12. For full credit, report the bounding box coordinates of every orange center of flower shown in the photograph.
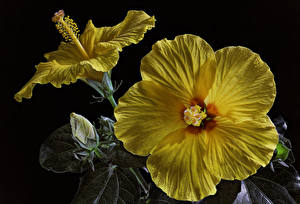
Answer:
[183,105,207,126]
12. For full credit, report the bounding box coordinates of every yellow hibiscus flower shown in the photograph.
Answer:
[114,34,278,201]
[14,10,155,102]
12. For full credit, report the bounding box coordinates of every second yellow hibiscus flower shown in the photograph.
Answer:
[114,34,278,201]
[14,10,155,102]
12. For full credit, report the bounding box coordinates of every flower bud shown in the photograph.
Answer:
[70,112,98,148]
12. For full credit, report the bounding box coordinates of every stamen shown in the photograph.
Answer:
[52,10,89,59]
[184,105,207,127]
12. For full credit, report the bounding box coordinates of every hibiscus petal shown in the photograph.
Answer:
[204,115,278,180]
[80,10,155,54]
[14,61,101,102]
[147,128,220,201]
[45,40,120,73]
[114,80,188,156]
[80,42,120,72]
[141,34,217,103]
[205,46,276,121]
[44,42,83,64]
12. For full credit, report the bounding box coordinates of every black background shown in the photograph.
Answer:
[3,0,300,203]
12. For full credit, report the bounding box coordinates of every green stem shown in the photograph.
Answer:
[107,95,117,109]
[130,168,149,195]
[94,148,102,159]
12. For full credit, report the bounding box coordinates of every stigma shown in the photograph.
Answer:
[52,10,89,59]
[183,105,207,127]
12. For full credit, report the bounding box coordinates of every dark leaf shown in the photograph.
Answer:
[97,116,147,168]
[72,163,141,204]
[285,145,295,164]
[197,180,240,204]
[257,153,300,202]
[271,115,287,137]
[117,167,142,204]
[98,116,114,138]
[232,181,252,204]
[72,164,118,204]
[234,176,297,204]
[148,180,240,204]
[271,115,300,202]
[256,163,300,194]
[148,185,186,204]
[39,124,87,173]
[110,145,147,168]
[233,180,272,204]
[250,176,296,204]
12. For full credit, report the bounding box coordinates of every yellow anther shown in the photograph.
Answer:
[52,10,89,59]
[64,15,80,39]
[184,105,207,127]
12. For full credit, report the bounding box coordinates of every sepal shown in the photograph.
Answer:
[86,72,121,99]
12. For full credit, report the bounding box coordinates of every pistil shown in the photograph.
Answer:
[184,105,207,127]
[52,10,89,59]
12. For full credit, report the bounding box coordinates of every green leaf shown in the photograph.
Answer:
[110,145,147,168]
[275,141,291,161]
[72,164,141,204]
[278,137,295,165]
[197,180,241,204]
[39,124,87,173]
